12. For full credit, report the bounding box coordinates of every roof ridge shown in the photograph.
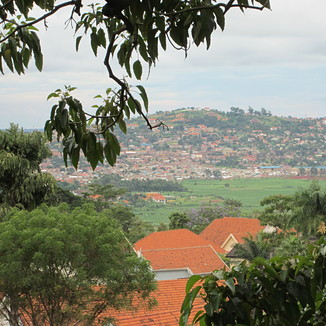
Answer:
[141,245,212,252]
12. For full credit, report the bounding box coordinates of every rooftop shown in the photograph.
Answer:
[134,229,213,251]
[141,245,227,274]
[200,217,264,249]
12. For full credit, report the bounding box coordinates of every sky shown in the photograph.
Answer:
[1,0,326,129]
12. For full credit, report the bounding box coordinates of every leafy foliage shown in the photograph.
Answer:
[0,0,271,169]
[180,236,326,326]
[258,183,326,238]
[0,204,156,326]
[290,182,326,237]
[0,124,55,215]
[174,200,242,233]
[93,173,187,192]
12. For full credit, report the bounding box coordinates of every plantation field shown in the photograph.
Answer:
[132,178,326,225]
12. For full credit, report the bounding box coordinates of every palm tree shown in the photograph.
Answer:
[231,234,270,261]
[289,182,326,238]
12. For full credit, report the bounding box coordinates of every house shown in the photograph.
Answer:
[200,217,273,253]
[145,193,167,204]
[134,229,227,280]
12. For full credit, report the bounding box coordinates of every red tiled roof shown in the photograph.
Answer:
[200,217,264,248]
[21,280,204,326]
[146,193,166,201]
[134,229,213,251]
[100,279,204,326]
[141,246,227,274]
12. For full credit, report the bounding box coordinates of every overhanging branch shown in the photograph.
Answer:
[0,1,77,43]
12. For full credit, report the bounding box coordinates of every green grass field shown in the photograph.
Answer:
[132,178,326,225]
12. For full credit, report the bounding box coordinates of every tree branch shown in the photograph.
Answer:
[153,1,266,17]
[0,1,77,44]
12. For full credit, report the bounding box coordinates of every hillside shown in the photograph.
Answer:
[44,107,326,183]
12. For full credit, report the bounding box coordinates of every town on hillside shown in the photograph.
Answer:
[41,108,326,187]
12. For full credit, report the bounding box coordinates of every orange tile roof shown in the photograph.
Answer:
[146,193,166,201]
[200,217,264,248]
[99,279,204,326]
[134,229,214,251]
[141,246,227,274]
[21,280,205,326]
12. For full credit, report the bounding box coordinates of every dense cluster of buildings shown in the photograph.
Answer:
[41,109,326,185]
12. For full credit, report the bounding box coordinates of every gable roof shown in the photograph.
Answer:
[134,229,213,251]
[141,245,227,274]
[99,279,204,326]
[200,217,264,250]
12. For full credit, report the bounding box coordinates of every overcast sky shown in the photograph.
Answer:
[1,0,326,129]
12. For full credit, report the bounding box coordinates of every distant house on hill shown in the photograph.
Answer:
[134,229,227,280]
[145,192,166,204]
[200,217,275,253]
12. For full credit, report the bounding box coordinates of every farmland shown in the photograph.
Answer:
[133,178,326,224]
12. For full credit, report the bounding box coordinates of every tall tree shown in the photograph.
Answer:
[169,212,190,230]
[0,204,156,326]
[0,0,271,169]
[257,194,294,231]
[231,234,270,261]
[0,124,55,215]
[290,182,326,237]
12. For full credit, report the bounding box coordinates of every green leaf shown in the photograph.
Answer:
[90,32,99,56]
[127,97,136,114]
[192,310,205,324]
[254,258,281,280]
[47,92,60,100]
[44,120,53,141]
[59,108,69,132]
[76,36,82,51]
[34,51,43,71]
[159,32,166,51]
[204,302,214,317]
[186,275,202,294]
[225,277,235,294]
[0,55,3,74]
[104,143,115,166]
[136,85,148,111]
[118,119,127,134]
[96,142,104,164]
[21,47,31,68]
[133,60,142,80]
[214,6,225,31]
[97,28,106,48]
[71,146,80,169]
[3,48,14,72]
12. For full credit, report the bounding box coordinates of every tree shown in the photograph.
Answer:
[290,182,326,237]
[231,234,270,261]
[169,212,190,229]
[86,183,126,201]
[0,0,271,169]
[204,168,212,178]
[257,194,294,230]
[180,236,326,326]
[212,169,222,180]
[0,124,55,215]
[311,166,319,177]
[299,166,306,176]
[0,204,156,326]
